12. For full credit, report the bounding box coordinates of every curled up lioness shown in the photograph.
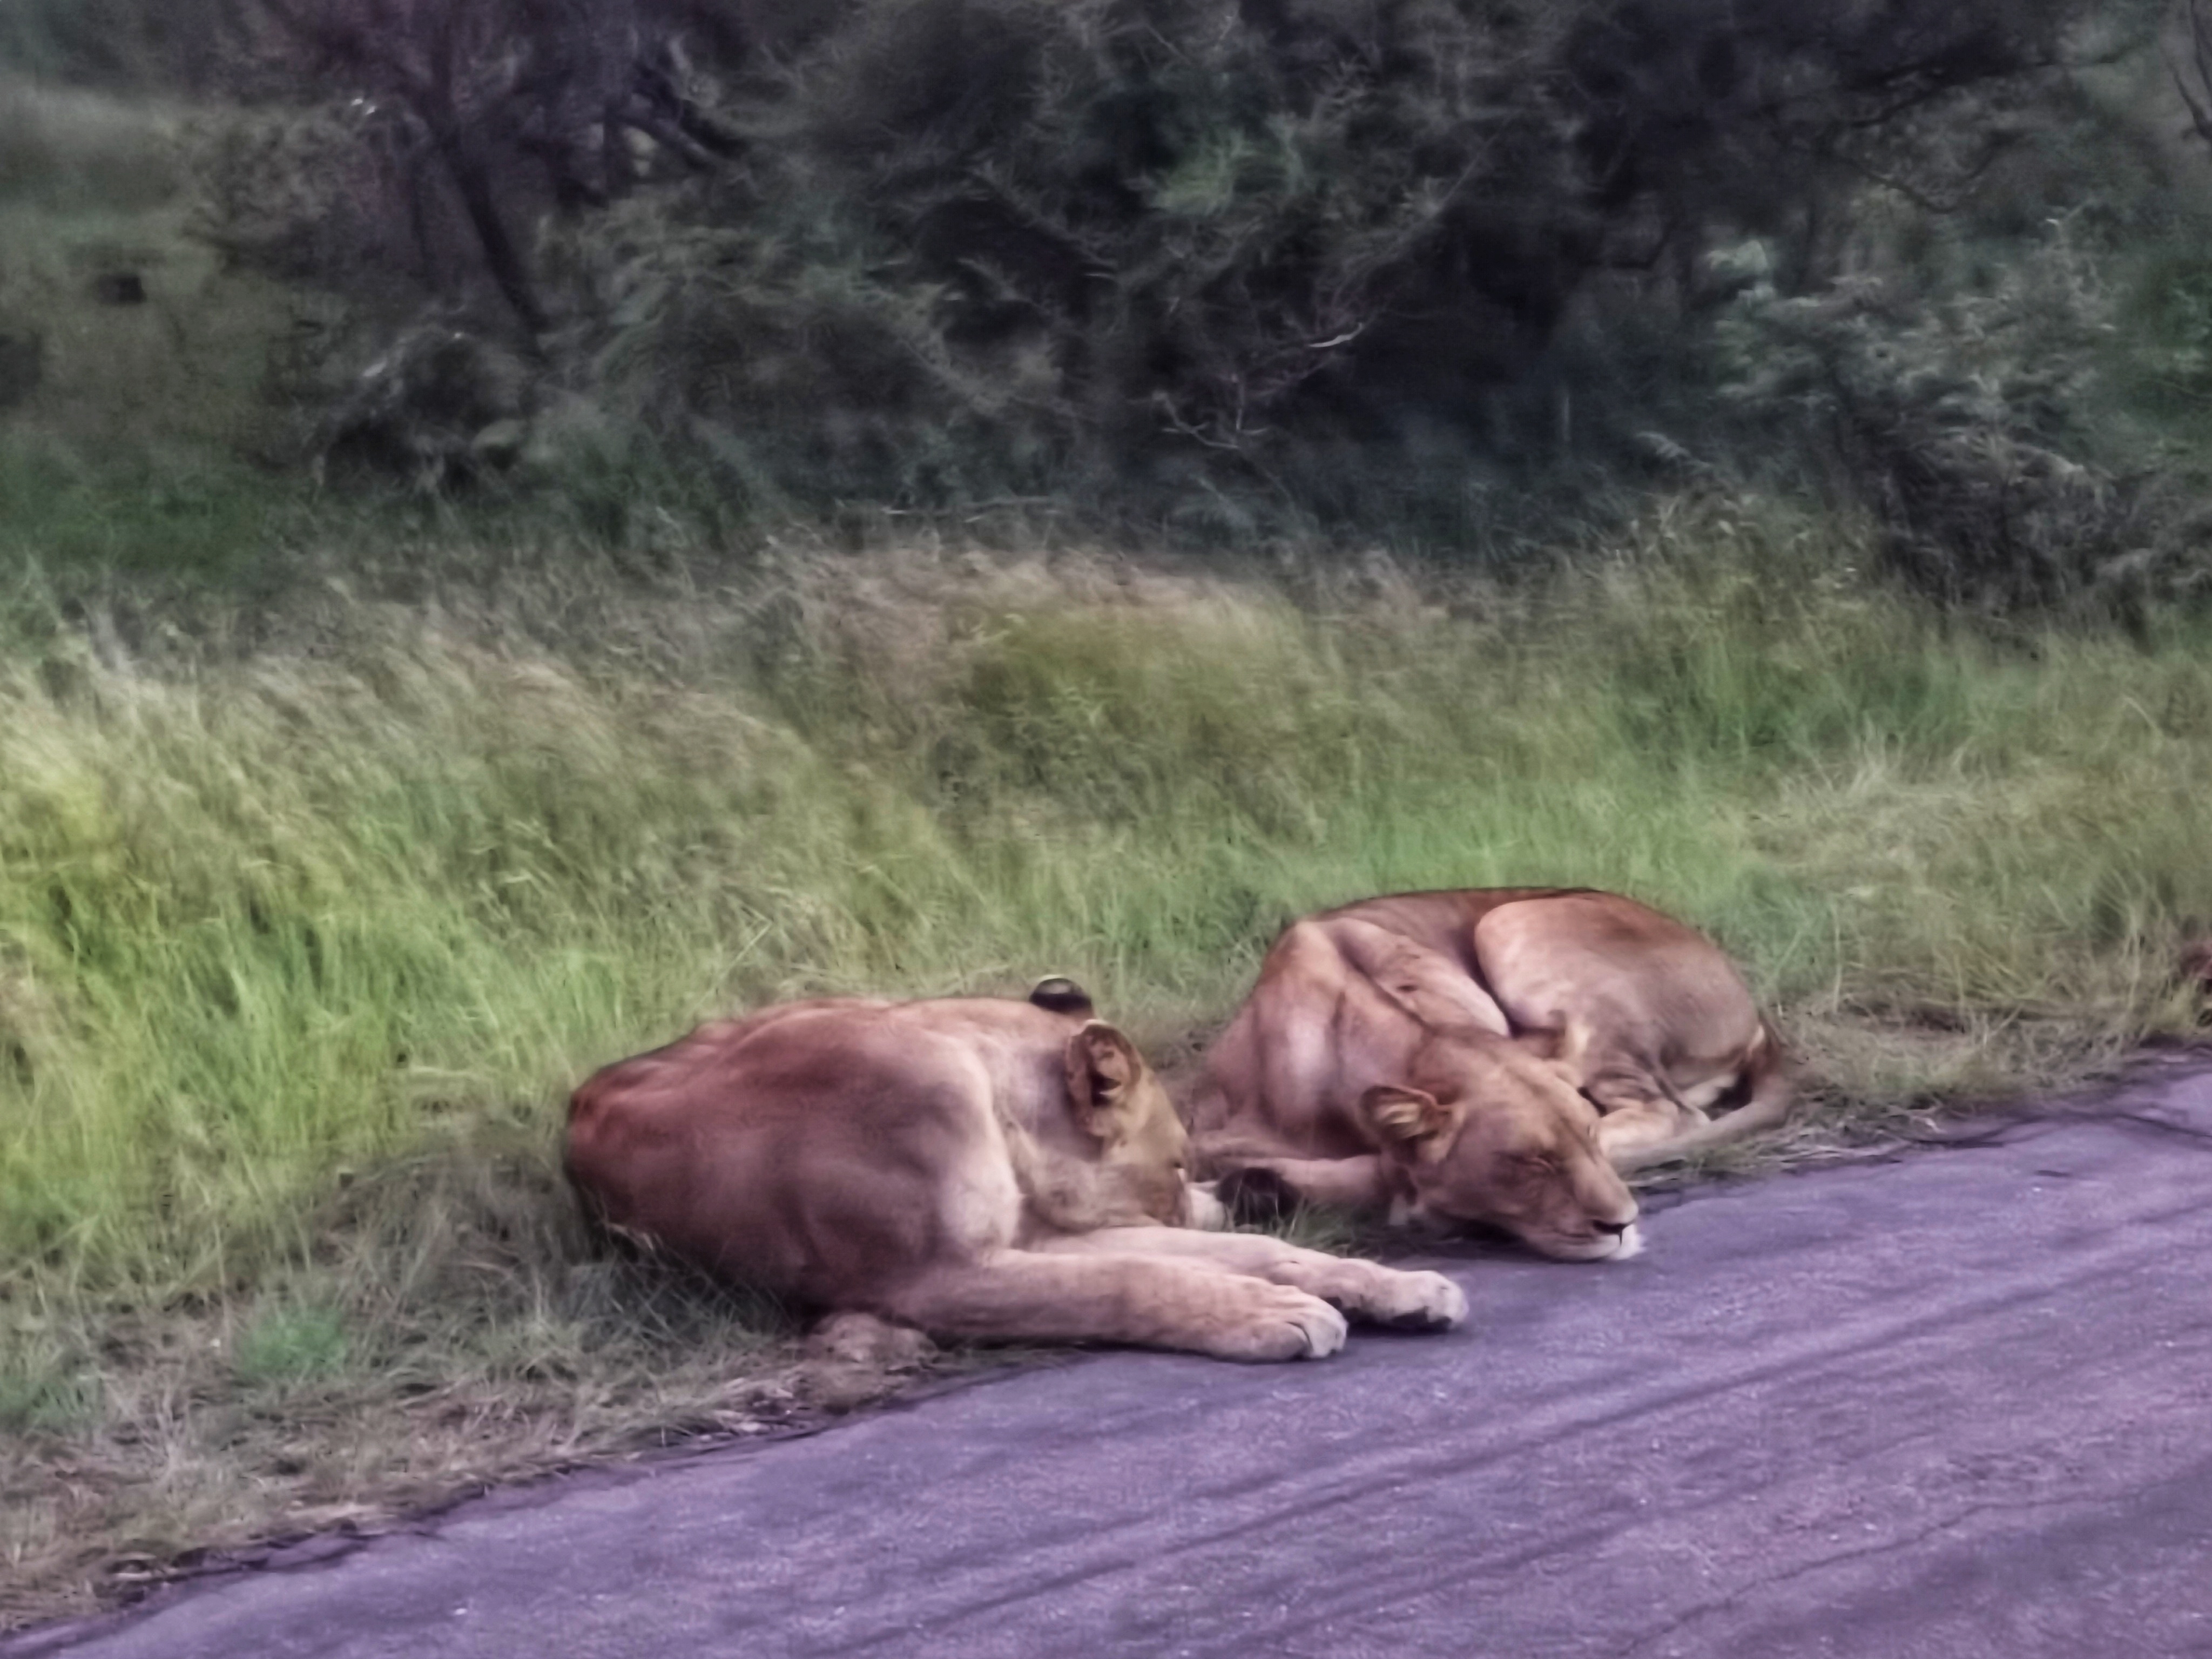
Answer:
[565,979,1467,1363]
[1190,889,1793,1262]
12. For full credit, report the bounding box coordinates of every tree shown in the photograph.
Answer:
[251,0,743,332]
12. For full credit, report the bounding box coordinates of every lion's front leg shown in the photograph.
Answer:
[1582,1072,1709,1159]
[1590,1101,1707,1157]
[880,1250,1350,1363]
[1034,1226,1468,1332]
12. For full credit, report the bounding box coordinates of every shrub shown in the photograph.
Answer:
[1716,220,2212,615]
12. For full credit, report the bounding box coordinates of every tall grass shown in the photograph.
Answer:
[3,492,2209,1623]
[7,497,2209,1296]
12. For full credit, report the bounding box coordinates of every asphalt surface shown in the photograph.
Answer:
[18,1059,2212,1659]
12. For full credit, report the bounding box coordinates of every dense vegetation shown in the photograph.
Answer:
[4,0,2212,1631]
[9,0,2205,577]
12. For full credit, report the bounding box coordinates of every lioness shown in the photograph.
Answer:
[1190,888,1793,1261]
[565,980,1467,1363]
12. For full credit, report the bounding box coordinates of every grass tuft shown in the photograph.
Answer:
[233,1305,349,1389]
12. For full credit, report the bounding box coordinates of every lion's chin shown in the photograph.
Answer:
[1182,1182,1231,1232]
[1532,1222,1644,1263]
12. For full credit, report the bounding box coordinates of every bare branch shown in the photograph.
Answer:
[2175,0,2212,149]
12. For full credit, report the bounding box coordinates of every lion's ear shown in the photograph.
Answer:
[1029,975,1095,1018]
[1359,1085,1465,1165]
[1065,1021,1141,1139]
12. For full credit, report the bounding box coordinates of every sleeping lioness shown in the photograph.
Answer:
[1190,888,1793,1261]
[565,979,1467,1363]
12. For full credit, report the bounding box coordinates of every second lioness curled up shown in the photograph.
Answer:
[565,979,1466,1363]
[1191,888,1793,1261]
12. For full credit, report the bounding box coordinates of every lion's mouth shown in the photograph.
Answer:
[1420,1212,1643,1263]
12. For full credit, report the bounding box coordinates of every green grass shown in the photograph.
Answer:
[0,79,183,214]
[2,488,2209,1627]
[0,443,293,585]
[232,1303,350,1388]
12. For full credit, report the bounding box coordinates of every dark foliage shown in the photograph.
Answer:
[529,0,2103,520]
[211,0,752,329]
[60,0,2198,597]
[0,0,242,91]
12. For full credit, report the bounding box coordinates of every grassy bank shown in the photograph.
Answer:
[4,492,2210,1627]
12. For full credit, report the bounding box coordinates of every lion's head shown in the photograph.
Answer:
[1358,1036,1640,1262]
[1034,978,1217,1230]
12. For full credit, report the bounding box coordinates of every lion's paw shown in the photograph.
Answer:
[1313,1262,1467,1330]
[807,1310,936,1368]
[1218,1285,1349,1362]
[1368,1268,1468,1331]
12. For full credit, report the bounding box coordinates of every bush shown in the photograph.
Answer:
[204,0,2102,532]
[1716,220,2212,615]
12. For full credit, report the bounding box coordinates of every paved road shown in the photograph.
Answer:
[18,1060,2212,1659]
